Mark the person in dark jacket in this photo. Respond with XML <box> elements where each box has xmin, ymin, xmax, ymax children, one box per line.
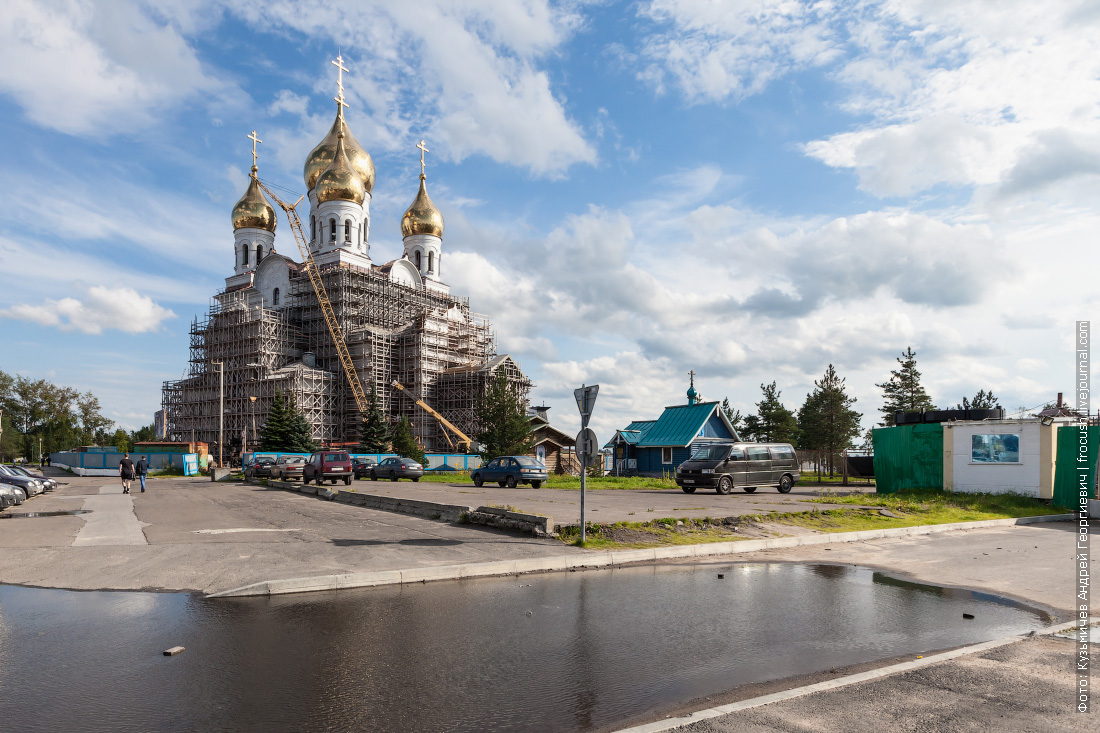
<box><xmin>119</xmin><ymin>453</ymin><xmax>135</xmax><ymax>494</ymax></box>
<box><xmin>136</xmin><ymin>455</ymin><xmax>149</xmax><ymax>493</ymax></box>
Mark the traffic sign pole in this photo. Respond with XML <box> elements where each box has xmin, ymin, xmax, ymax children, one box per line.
<box><xmin>573</xmin><ymin>385</ymin><xmax>599</xmax><ymax>544</ymax></box>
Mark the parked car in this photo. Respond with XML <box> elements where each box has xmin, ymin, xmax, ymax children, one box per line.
<box><xmin>243</xmin><ymin>456</ymin><xmax>276</xmax><ymax>481</ymax></box>
<box><xmin>270</xmin><ymin>455</ymin><xmax>306</xmax><ymax>481</ymax></box>
<box><xmin>303</xmin><ymin>451</ymin><xmax>354</xmax><ymax>485</ymax></box>
<box><xmin>0</xmin><ymin>464</ymin><xmax>44</xmax><ymax>496</ymax></box>
<box><xmin>5</xmin><ymin>464</ymin><xmax>57</xmax><ymax>490</ymax></box>
<box><xmin>6</xmin><ymin>485</ymin><xmax>26</xmax><ymax>504</ymax></box>
<box><xmin>0</xmin><ymin>484</ymin><xmax>18</xmax><ymax>509</ymax></box>
<box><xmin>369</xmin><ymin>457</ymin><xmax>423</xmax><ymax>482</ymax></box>
<box><xmin>352</xmin><ymin>458</ymin><xmax>377</xmax><ymax>479</ymax></box>
<box><xmin>675</xmin><ymin>442</ymin><xmax>800</xmax><ymax>494</ymax></box>
<box><xmin>471</xmin><ymin>456</ymin><xmax>548</xmax><ymax>489</ymax></box>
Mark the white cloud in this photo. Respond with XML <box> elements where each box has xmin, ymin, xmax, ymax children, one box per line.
<box><xmin>229</xmin><ymin>0</ymin><xmax>596</xmax><ymax>177</ymax></box>
<box><xmin>0</xmin><ymin>285</ymin><xmax>175</xmax><ymax>334</ymax></box>
<box><xmin>0</xmin><ymin>0</ymin><xmax>236</xmax><ymax>136</ymax></box>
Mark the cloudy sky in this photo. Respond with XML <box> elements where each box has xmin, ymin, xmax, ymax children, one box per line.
<box><xmin>1</xmin><ymin>0</ymin><xmax>1097</xmax><ymax>440</ymax></box>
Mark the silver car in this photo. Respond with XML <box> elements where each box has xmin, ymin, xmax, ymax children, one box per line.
<box><xmin>0</xmin><ymin>464</ymin><xmax>43</xmax><ymax>496</ymax></box>
<box><xmin>5</xmin><ymin>464</ymin><xmax>57</xmax><ymax>491</ymax></box>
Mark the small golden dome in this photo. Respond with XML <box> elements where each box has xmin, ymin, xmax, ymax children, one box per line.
<box><xmin>303</xmin><ymin>108</ymin><xmax>375</xmax><ymax>193</ymax></box>
<box><xmin>315</xmin><ymin>135</ymin><xmax>366</xmax><ymax>205</ymax></box>
<box><xmin>401</xmin><ymin>175</ymin><xmax>444</xmax><ymax>238</ymax></box>
<box><xmin>231</xmin><ymin>168</ymin><xmax>277</xmax><ymax>232</ymax></box>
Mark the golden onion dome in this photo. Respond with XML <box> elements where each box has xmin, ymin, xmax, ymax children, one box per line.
<box><xmin>401</xmin><ymin>175</ymin><xmax>444</xmax><ymax>238</ymax></box>
<box><xmin>303</xmin><ymin>108</ymin><xmax>375</xmax><ymax>194</ymax></box>
<box><xmin>231</xmin><ymin>168</ymin><xmax>277</xmax><ymax>232</ymax></box>
<box><xmin>315</xmin><ymin>135</ymin><xmax>366</xmax><ymax>205</ymax></box>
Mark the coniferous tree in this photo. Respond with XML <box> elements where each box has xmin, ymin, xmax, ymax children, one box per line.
<box><xmin>797</xmin><ymin>364</ymin><xmax>862</xmax><ymax>475</ymax></box>
<box><xmin>259</xmin><ymin>390</ymin><xmax>290</xmax><ymax>450</ymax></box>
<box><xmin>358</xmin><ymin>384</ymin><xmax>390</xmax><ymax>452</ymax></box>
<box><xmin>956</xmin><ymin>389</ymin><xmax>1001</xmax><ymax>410</ymax></box>
<box><xmin>720</xmin><ymin>397</ymin><xmax>744</xmax><ymax>439</ymax></box>
<box><xmin>282</xmin><ymin>395</ymin><xmax>316</xmax><ymax>453</ymax></box>
<box><xmin>876</xmin><ymin>347</ymin><xmax>936</xmax><ymax>425</ymax></box>
<box><xmin>752</xmin><ymin>381</ymin><xmax>799</xmax><ymax>444</ymax></box>
<box><xmin>474</xmin><ymin>371</ymin><xmax>533</xmax><ymax>459</ymax></box>
<box><xmin>389</xmin><ymin>416</ymin><xmax>426</xmax><ymax>464</ymax></box>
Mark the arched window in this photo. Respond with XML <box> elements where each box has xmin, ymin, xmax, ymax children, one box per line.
<box><xmin>256</xmin><ymin>245</ymin><xmax>263</xmax><ymax>263</ymax></box>
<box><xmin>311</xmin><ymin>215</ymin><xmax>316</xmax><ymax>241</ymax></box>
<box><xmin>428</xmin><ymin>251</ymin><xmax>434</xmax><ymax>274</ymax></box>
<box><xmin>329</xmin><ymin>218</ymin><xmax>336</xmax><ymax>242</ymax></box>
<box><xmin>358</xmin><ymin>223</ymin><xmax>362</xmax><ymax>245</ymax></box>
<box><xmin>242</xmin><ymin>244</ymin><xmax>249</xmax><ymax>266</ymax></box>
<box><xmin>273</xmin><ymin>288</ymin><xmax>280</xmax><ymax>306</ymax></box>
<box><xmin>344</xmin><ymin>219</ymin><xmax>351</xmax><ymax>242</ymax></box>
<box><xmin>415</xmin><ymin>250</ymin><xmax>422</xmax><ymax>270</ymax></box>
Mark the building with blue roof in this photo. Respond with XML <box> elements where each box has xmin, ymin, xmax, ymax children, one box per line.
<box><xmin>606</xmin><ymin>376</ymin><xmax>740</xmax><ymax>476</ymax></box>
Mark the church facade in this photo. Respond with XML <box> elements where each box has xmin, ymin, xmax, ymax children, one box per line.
<box><xmin>161</xmin><ymin>59</ymin><xmax>531</xmax><ymax>457</ymax></box>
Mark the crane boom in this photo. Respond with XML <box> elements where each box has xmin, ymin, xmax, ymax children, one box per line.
<box><xmin>254</xmin><ymin>177</ymin><xmax>369</xmax><ymax>415</ymax></box>
<box><xmin>391</xmin><ymin>380</ymin><xmax>475</xmax><ymax>452</ymax></box>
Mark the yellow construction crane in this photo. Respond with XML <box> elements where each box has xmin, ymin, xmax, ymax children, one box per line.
<box><xmin>254</xmin><ymin>176</ymin><xmax>369</xmax><ymax>415</ymax></box>
<box><xmin>390</xmin><ymin>380</ymin><xmax>477</xmax><ymax>453</ymax></box>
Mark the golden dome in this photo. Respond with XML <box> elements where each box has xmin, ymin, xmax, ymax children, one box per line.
<box><xmin>303</xmin><ymin>108</ymin><xmax>375</xmax><ymax>193</ymax></box>
<box><xmin>315</xmin><ymin>135</ymin><xmax>366</xmax><ymax>205</ymax></box>
<box><xmin>401</xmin><ymin>175</ymin><xmax>444</xmax><ymax>238</ymax></box>
<box><xmin>231</xmin><ymin>168</ymin><xmax>277</xmax><ymax>232</ymax></box>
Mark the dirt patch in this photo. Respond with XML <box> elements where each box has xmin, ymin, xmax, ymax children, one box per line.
<box><xmin>592</xmin><ymin>516</ymin><xmax>821</xmax><ymax>545</ymax></box>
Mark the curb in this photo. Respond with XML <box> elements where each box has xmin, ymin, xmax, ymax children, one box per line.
<box><xmin>206</xmin><ymin>513</ymin><xmax>1071</xmax><ymax>598</ymax></box>
<box><xmin>611</xmin><ymin>617</ymin><xmax>1098</xmax><ymax>733</ymax></box>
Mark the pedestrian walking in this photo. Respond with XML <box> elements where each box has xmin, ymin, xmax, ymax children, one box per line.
<box><xmin>119</xmin><ymin>453</ymin><xmax>135</xmax><ymax>494</ymax></box>
<box><xmin>40</xmin><ymin>454</ymin><xmax>45</xmax><ymax>468</ymax></box>
<box><xmin>136</xmin><ymin>455</ymin><xmax>149</xmax><ymax>493</ymax></box>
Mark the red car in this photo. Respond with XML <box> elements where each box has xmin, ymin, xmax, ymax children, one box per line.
<box><xmin>303</xmin><ymin>451</ymin><xmax>354</xmax><ymax>485</ymax></box>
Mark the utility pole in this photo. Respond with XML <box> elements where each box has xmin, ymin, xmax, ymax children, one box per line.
<box><xmin>213</xmin><ymin>360</ymin><xmax>225</xmax><ymax>468</ymax></box>
<box><xmin>249</xmin><ymin>395</ymin><xmax>258</xmax><ymax>453</ymax></box>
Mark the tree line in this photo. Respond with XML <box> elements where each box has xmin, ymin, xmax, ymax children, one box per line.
<box><xmin>0</xmin><ymin>369</ymin><xmax>155</xmax><ymax>461</ymax></box>
<box><xmin>719</xmin><ymin>348</ymin><xmax>1002</xmax><ymax>473</ymax></box>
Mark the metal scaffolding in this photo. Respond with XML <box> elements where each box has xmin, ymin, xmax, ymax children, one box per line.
<box><xmin>162</xmin><ymin>261</ymin><xmax>531</xmax><ymax>460</ymax></box>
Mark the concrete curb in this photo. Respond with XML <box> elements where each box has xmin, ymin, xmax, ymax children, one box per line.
<box><xmin>264</xmin><ymin>479</ymin><xmax>473</xmax><ymax>522</ymax></box>
<box><xmin>610</xmin><ymin>617</ymin><xmax>1098</xmax><ymax>733</ymax></box>
<box><xmin>206</xmin><ymin>513</ymin><xmax>1071</xmax><ymax>598</ymax></box>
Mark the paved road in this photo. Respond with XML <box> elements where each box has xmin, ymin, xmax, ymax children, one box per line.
<box><xmin>346</xmin><ymin>477</ymin><xmax>867</xmax><ymax>526</ymax></box>
<box><xmin>0</xmin><ymin>473</ymin><xmax>583</xmax><ymax>594</ymax></box>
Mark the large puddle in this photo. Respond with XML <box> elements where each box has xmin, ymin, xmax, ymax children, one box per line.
<box><xmin>0</xmin><ymin>563</ymin><xmax>1049</xmax><ymax>732</ymax></box>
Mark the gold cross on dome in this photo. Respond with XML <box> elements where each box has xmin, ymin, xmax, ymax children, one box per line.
<box><xmin>247</xmin><ymin>130</ymin><xmax>262</xmax><ymax>170</ymax></box>
<box><xmin>332</xmin><ymin>54</ymin><xmax>350</xmax><ymax>110</ymax></box>
<box><xmin>416</xmin><ymin>139</ymin><xmax>429</xmax><ymax>176</ymax></box>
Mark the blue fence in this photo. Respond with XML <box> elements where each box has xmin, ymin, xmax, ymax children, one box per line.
<box><xmin>241</xmin><ymin>452</ymin><xmax>483</xmax><ymax>472</ymax></box>
<box><xmin>51</xmin><ymin>451</ymin><xmax>206</xmax><ymax>470</ymax></box>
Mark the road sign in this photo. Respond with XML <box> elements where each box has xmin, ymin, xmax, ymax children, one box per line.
<box><xmin>575</xmin><ymin>428</ymin><xmax>599</xmax><ymax>464</ymax></box>
<box><xmin>574</xmin><ymin>384</ymin><xmax>599</xmax><ymax>423</ymax></box>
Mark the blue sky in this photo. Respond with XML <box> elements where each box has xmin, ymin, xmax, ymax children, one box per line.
<box><xmin>1</xmin><ymin>0</ymin><xmax>1098</xmax><ymax>441</ymax></box>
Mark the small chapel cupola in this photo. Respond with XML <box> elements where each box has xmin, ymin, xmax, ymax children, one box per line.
<box><xmin>232</xmin><ymin>131</ymin><xmax>277</xmax><ymax>276</ymax></box>
<box><xmin>686</xmin><ymin>370</ymin><xmax>699</xmax><ymax>405</ymax></box>
<box><xmin>401</xmin><ymin>139</ymin><xmax>447</xmax><ymax>292</ymax></box>
<box><xmin>303</xmin><ymin>55</ymin><xmax>373</xmax><ymax>263</ymax></box>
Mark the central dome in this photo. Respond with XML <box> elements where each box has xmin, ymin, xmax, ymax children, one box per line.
<box><xmin>303</xmin><ymin>108</ymin><xmax>375</xmax><ymax>194</ymax></box>
<box><xmin>401</xmin><ymin>175</ymin><xmax>444</xmax><ymax>238</ymax></box>
<box><xmin>231</xmin><ymin>169</ymin><xmax>277</xmax><ymax>232</ymax></box>
<box><xmin>315</xmin><ymin>135</ymin><xmax>366</xmax><ymax>205</ymax></box>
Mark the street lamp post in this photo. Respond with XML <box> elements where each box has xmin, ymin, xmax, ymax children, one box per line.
<box><xmin>249</xmin><ymin>396</ymin><xmax>258</xmax><ymax>453</ymax></box>
<box><xmin>212</xmin><ymin>360</ymin><xmax>225</xmax><ymax>468</ymax></box>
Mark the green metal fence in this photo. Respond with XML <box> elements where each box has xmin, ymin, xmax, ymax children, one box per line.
<box><xmin>1053</xmin><ymin>425</ymin><xmax>1097</xmax><ymax>509</ymax></box>
<box><xmin>871</xmin><ymin>424</ymin><xmax>944</xmax><ymax>494</ymax></box>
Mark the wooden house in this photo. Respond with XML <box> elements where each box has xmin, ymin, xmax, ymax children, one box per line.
<box><xmin>607</xmin><ymin>397</ymin><xmax>738</xmax><ymax>477</ymax></box>
<box><xmin>528</xmin><ymin>405</ymin><xmax>576</xmax><ymax>474</ymax></box>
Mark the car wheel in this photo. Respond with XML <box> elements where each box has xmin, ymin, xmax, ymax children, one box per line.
<box><xmin>370</xmin><ymin>471</ymin><xmax>377</xmax><ymax>481</ymax></box>
<box><xmin>473</xmin><ymin>475</ymin><xmax>484</xmax><ymax>487</ymax></box>
<box><xmin>390</xmin><ymin>471</ymin><xmax>398</xmax><ymax>482</ymax></box>
<box><xmin>716</xmin><ymin>476</ymin><xmax>733</xmax><ymax>495</ymax></box>
<box><xmin>743</xmin><ymin>486</ymin><xmax>757</xmax><ymax>493</ymax></box>
<box><xmin>344</xmin><ymin>477</ymin><xmax>351</xmax><ymax>486</ymax></box>
<box><xmin>681</xmin><ymin>486</ymin><xmax>696</xmax><ymax>494</ymax></box>
<box><xmin>412</xmin><ymin>477</ymin><xmax>420</xmax><ymax>482</ymax></box>
<box><xmin>498</xmin><ymin>481</ymin><xmax>507</xmax><ymax>487</ymax></box>
<box><xmin>531</xmin><ymin>480</ymin><xmax>542</xmax><ymax>489</ymax></box>
<box><xmin>778</xmin><ymin>475</ymin><xmax>793</xmax><ymax>493</ymax></box>
<box><xmin>506</xmin><ymin>475</ymin><xmax>517</xmax><ymax>488</ymax></box>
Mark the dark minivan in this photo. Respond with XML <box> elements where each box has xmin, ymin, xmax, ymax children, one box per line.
<box><xmin>675</xmin><ymin>442</ymin><xmax>799</xmax><ymax>495</ymax></box>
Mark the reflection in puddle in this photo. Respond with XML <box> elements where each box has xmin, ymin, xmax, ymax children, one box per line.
<box><xmin>0</xmin><ymin>510</ymin><xmax>91</xmax><ymax>518</ymax></box>
<box><xmin>0</xmin><ymin>563</ymin><xmax>1049</xmax><ymax>732</ymax></box>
